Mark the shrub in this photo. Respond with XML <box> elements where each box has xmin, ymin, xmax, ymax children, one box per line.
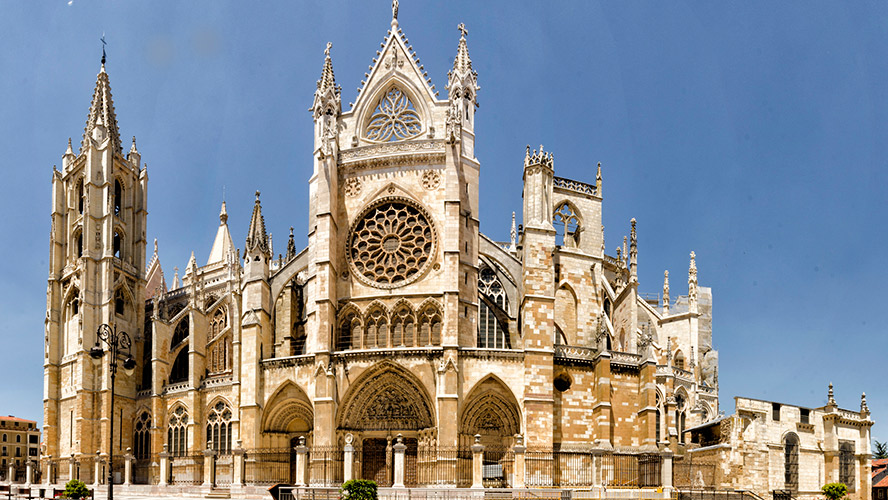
<box><xmin>341</xmin><ymin>479</ymin><xmax>378</xmax><ymax>500</ymax></box>
<box><xmin>822</xmin><ymin>482</ymin><xmax>848</xmax><ymax>500</ymax></box>
<box><xmin>63</xmin><ymin>479</ymin><xmax>91</xmax><ymax>499</ymax></box>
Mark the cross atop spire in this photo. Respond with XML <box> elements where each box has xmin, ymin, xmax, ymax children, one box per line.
<box><xmin>392</xmin><ymin>0</ymin><xmax>399</xmax><ymax>23</ymax></box>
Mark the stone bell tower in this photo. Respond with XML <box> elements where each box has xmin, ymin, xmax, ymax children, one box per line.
<box><xmin>44</xmin><ymin>60</ymin><xmax>148</xmax><ymax>460</ymax></box>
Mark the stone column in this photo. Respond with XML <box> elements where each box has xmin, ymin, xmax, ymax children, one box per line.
<box><xmin>68</xmin><ymin>455</ymin><xmax>76</xmax><ymax>483</ymax></box>
<box><xmin>591</xmin><ymin>448</ymin><xmax>605</xmax><ymax>488</ymax></box>
<box><xmin>295</xmin><ymin>436</ymin><xmax>308</xmax><ymax>486</ymax></box>
<box><xmin>123</xmin><ymin>448</ymin><xmax>134</xmax><ymax>486</ymax></box>
<box><xmin>343</xmin><ymin>434</ymin><xmax>355</xmax><ymax>483</ymax></box>
<box><xmin>512</xmin><ymin>435</ymin><xmax>526</xmax><ymax>489</ymax></box>
<box><xmin>44</xmin><ymin>456</ymin><xmax>53</xmax><ymax>485</ymax></box>
<box><xmin>158</xmin><ymin>445</ymin><xmax>170</xmax><ymax>486</ymax></box>
<box><xmin>393</xmin><ymin>434</ymin><xmax>406</xmax><ymax>488</ymax></box>
<box><xmin>661</xmin><ymin>450</ymin><xmax>673</xmax><ymax>493</ymax></box>
<box><xmin>25</xmin><ymin>460</ymin><xmax>33</xmax><ymax>486</ymax></box>
<box><xmin>471</xmin><ymin>434</ymin><xmax>484</xmax><ymax>489</ymax></box>
<box><xmin>232</xmin><ymin>442</ymin><xmax>245</xmax><ymax>486</ymax></box>
<box><xmin>93</xmin><ymin>451</ymin><xmax>103</xmax><ymax>486</ymax></box>
<box><xmin>203</xmin><ymin>444</ymin><xmax>216</xmax><ymax>487</ymax></box>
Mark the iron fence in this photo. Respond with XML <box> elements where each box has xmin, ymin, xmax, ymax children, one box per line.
<box><xmin>309</xmin><ymin>447</ymin><xmax>344</xmax><ymax>486</ymax></box>
<box><xmin>245</xmin><ymin>448</ymin><xmax>292</xmax><ymax>485</ymax></box>
<box><xmin>169</xmin><ymin>453</ymin><xmax>203</xmax><ymax>485</ymax></box>
<box><xmin>415</xmin><ymin>447</ymin><xmax>471</xmax><ymax>487</ymax></box>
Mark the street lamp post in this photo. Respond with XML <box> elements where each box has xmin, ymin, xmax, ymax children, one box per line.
<box><xmin>89</xmin><ymin>323</ymin><xmax>136</xmax><ymax>500</ymax></box>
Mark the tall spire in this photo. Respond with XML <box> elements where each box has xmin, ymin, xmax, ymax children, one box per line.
<box><xmin>312</xmin><ymin>42</ymin><xmax>341</xmax><ymax>122</ymax></box>
<box><xmin>447</xmin><ymin>22</ymin><xmax>479</xmax><ymax>102</ymax></box>
<box><xmin>207</xmin><ymin>201</ymin><xmax>235</xmax><ymax>266</ymax></box>
<box><xmin>245</xmin><ymin>191</ymin><xmax>270</xmax><ymax>255</ymax></box>
<box><xmin>287</xmin><ymin>227</ymin><xmax>297</xmax><ymax>261</ymax></box>
<box><xmin>82</xmin><ymin>62</ymin><xmax>122</xmax><ymax>154</ymax></box>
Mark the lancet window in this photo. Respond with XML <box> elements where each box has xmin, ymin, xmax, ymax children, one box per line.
<box><xmin>206</xmin><ymin>402</ymin><xmax>232</xmax><ymax>454</ymax></box>
<box><xmin>336</xmin><ymin>309</ymin><xmax>361</xmax><ymax>351</ymax></box>
<box><xmin>133</xmin><ymin>411</ymin><xmax>151</xmax><ymax>460</ymax></box>
<box><xmin>840</xmin><ymin>441</ymin><xmax>855</xmax><ymax>490</ymax></box>
<box><xmin>208</xmin><ymin>336</ymin><xmax>231</xmax><ymax>375</ymax></box>
<box><xmin>391</xmin><ymin>306</ymin><xmax>415</xmax><ymax>347</ymax></box>
<box><xmin>167</xmin><ymin>406</ymin><xmax>188</xmax><ymax>457</ymax></box>
<box><xmin>169</xmin><ymin>348</ymin><xmax>189</xmax><ymax>384</ymax></box>
<box><xmin>478</xmin><ymin>265</ymin><xmax>510</xmax><ymax>349</ymax></box>
<box><xmin>553</xmin><ymin>202</ymin><xmax>580</xmax><ymax>247</ymax></box>
<box><xmin>364</xmin><ymin>308</ymin><xmax>388</xmax><ymax>349</ymax></box>
<box><xmin>784</xmin><ymin>433</ymin><xmax>799</xmax><ymax>491</ymax></box>
<box><xmin>114</xmin><ymin>289</ymin><xmax>126</xmax><ymax>316</ymax></box>
<box><xmin>418</xmin><ymin>304</ymin><xmax>442</xmax><ymax>346</ymax></box>
<box><xmin>209</xmin><ymin>307</ymin><xmax>227</xmax><ymax>339</ymax></box>
<box><xmin>113</xmin><ymin>180</ymin><xmax>122</xmax><ymax>217</ymax></box>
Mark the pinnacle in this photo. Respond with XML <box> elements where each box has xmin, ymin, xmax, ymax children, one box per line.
<box><xmin>82</xmin><ymin>64</ymin><xmax>122</xmax><ymax>155</ymax></box>
<box><xmin>219</xmin><ymin>201</ymin><xmax>228</xmax><ymax>224</ymax></box>
<box><xmin>246</xmin><ymin>191</ymin><xmax>269</xmax><ymax>255</ymax></box>
<box><xmin>452</xmin><ymin>23</ymin><xmax>473</xmax><ymax>75</ymax></box>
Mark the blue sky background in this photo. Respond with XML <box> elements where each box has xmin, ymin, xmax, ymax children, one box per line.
<box><xmin>1</xmin><ymin>1</ymin><xmax>886</xmax><ymax>442</ymax></box>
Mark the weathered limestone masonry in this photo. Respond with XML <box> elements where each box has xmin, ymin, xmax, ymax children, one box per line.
<box><xmin>40</xmin><ymin>4</ymin><xmax>730</xmax><ymax>495</ymax></box>
<box><xmin>685</xmin><ymin>389</ymin><xmax>873</xmax><ymax>500</ymax></box>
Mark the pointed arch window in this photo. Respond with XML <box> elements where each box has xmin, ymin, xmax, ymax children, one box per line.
<box><xmin>209</xmin><ymin>307</ymin><xmax>227</xmax><ymax>339</ymax></box>
<box><xmin>336</xmin><ymin>309</ymin><xmax>361</xmax><ymax>351</ymax></box>
<box><xmin>172</xmin><ymin>318</ymin><xmax>189</xmax><ymax>349</ymax></box>
<box><xmin>784</xmin><ymin>433</ymin><xmax>799</xmax><ymax>491</ymax></box>
<box><xmin>133</xmin><ymin>412</ymin><xmax>151</xmax><ymax>460</ymax></box>
<box><xmin>208</xmin><ymin>335</ymin><xmax>231</xmax><ymax>375</ymax></box>
<box><xmin>418</xmin><ymin>303</ymin><xmax>442</xmax><ymax>346</ymax></box>
<box><xmin>206</xmin><ymin>402</ymin><xmax>232</xmax><ymax>454</ymax></box>
<box><xmin>76</xmin><ymin>180</ymin><xmax>84</xmax><ymax>214</ymax></box>
<box><xmin>553</xmin><ymin>203</ymin><xmax>580</xmax><ymax>247</ymax></box>
<box><xmin>675</xmin><ymin>393</ymin><xmax>687</xmax><ymax>444</ymax></box>
<box><xmin>365</xmin><ymin>86</ymin><xmax>422</xmax><ymax>142</ymax></box>
<box><xmin>114</xmin><ymin>289</ymin><xmax>126</xmax><ymax>316</ymax></box>
<box><xmin>74</xmin><ymin>230</ymin><xmax>83</xmax><ymax>258</ymax></box>
<box><xmin>167</xmin><ymin>406</ymin><xmax>188</xmax><ymax>457</ymax></box>
<box><xmin>655</xmin><ymin>393</ymin><xmax>662</xmax><ymax>443</ymax></box>
<box><xmin>840</xmin><ymin>441</ymin><xmax>855</xmax><ymax>490</ymax></box>
<box><xmin>391</xmin><ymin>305</ymin><xmax>415</xmax><ymax>347</ymax></box>
<box><xmin>364</xmin><ymin>308</ymin><xmax>389</xmax><ymax>349</ymax></box>
<box><xmin>113</xmin><ymin>179</ymin><xmax>122</xmax><ymax>217</ymax></box>
<box><xmin>113</xmin><ymin>230</ymin><xmax>122</xmax><ymax>259</ymax></box>
<box><xmin>674</xmin><ymin>350</ymin><xmax>686</xmax><ymax>371</ymax></box>
<box><xmin>478</xmin><ymin>265</ymin><xmax>510</xmax><ymax>349</ymax></box>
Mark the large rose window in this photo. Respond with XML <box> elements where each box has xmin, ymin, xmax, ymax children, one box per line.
<box><xmin>348</xmin><ymin>198</ymin><xmax>436</xmax><ymax>288</ymax></box>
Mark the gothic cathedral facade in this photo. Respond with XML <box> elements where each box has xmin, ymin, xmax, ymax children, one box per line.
<box><xmin>42</xmin><ymin>7</ymin><xmax>719</xmax><ymax>488</ymax></box>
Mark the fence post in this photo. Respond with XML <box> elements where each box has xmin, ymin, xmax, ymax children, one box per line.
<box><xmin>661</xmin><ymin>450</ymin><xmax>673</xmax><ymax>494</ymax></box>
<box><xmin>295</xmin><ymin>436</ymin><xmax>309</xmax><ymax>486</ymax></box>
<box><xmin>43</xmin><ymin>456</ymin><xmax>52</xmax><ymax>486</ymax></box>
<box><xmin>591</xmin><ymin>448</ymin><xmax>605</xmax><ymax>489</ymax></box>
<box><xmin>123</xmin><ymin>448</ymin><xmax>133</xmax><ymax>486</ymax></box>
<box><xmin>25</xmin><ymin>460</ymin><xmax>33</xmax><ymax>487</ymax></box>
<box><xmin>393</xmin><ymin>434</ymin><xmax>407</xmax><ymax>488</ymax></box>
<box><xmin>512</xmin><ymin>434</ymin><xmax>526</xmax><ymax>489</ymax></box>
<box><xmin>343</xmin><ymin>434</ymin><xmax>354</xmax><ymax>483</ymax></box>
<box><xmin>68</xmin><ymin>454</ymin><xmax>76</xmax><ymax>484</ymax></box>
<box><xmin>158</xmin><ymin>445</ymin><xmax>170</xmax><ymax>486</ymax></box>
<box><xmin>203</xmin><ymin>443</ymin><xmax>217</xmax><ymax>487</ymax></box>
<box><xmin>471</xmin><ymin>434</ymin><xmax>484</xmax><ymax>489</ymax></box>
<box><xmin>232</xmin><ymin>441</ymin><xmax>245</xmax><ymax>486</ymax></box>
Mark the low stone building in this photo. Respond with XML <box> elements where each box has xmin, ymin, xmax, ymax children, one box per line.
<box><xmin>0</xmin><ymin>416</ymin><xmax>40</xmax><ymax>482</ymax></box>
<box><xmin>684</xmin><ymin>386</ymin><xmax>873</xmax><ymax>500</ymax></box>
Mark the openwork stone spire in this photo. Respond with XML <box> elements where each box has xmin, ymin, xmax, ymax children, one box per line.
<box><xmin>82</xmin><ymin>64</ymin><xmax>122</xmax><ymax>154</ymax></box>
<box><xmin>312</xmin><ymin>42</ymin><xmax>341</xmax><ymax>118</ymax></box>
<box><xmin>246</xmin><ymin>191</ymin><xmax>270</xmax><ymax>255</ymax></box>
<box><xmin>447</xmin><ymin>22</ymin><xmax>479</xmax><ymax>102</ymax></box>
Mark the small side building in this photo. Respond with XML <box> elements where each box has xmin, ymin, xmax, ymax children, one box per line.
<box><xmin>684</xmin><ymin>385</ymin><xmax>873</xmax><ymax>500</ymax></box>
<box><xmin>871</xmin><ymin>459</ymin><xmax>888</xmax><ymax>500</ymax></box>
<box><xmin>0</xmin><ymin>416</ymin><xmax>40</xmax><ymax>471</ymax></box>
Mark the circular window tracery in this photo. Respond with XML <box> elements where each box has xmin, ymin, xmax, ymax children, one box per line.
<box><xmin>347</xmin><ymin>198</ymin><xmax>437</xmax><ymax>288</ymax></box>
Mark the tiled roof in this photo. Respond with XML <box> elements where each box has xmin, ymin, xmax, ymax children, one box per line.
<box><xmin>0</xmin><ymin>416</ymin><xmax>37</xmax><ymax>424</ymax></box>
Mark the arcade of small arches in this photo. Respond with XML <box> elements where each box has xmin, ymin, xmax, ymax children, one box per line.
<box><xmin>335</xmin><ymin>301</ymin><xmax>443</xmax><ymax>351</ymax></box>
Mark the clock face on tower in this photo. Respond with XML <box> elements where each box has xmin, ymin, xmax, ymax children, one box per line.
<box><xmin>347</xmin><ymin>197</ymin><xmax>436</xmax><ymax>289</ymax></box>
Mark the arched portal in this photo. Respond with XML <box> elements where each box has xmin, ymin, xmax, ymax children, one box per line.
<box><xmin>261</xmin><ymin>382</ymin><xmax>314</xmax><ymax>448</ymax></box>
<box><xmin>460</xmin><ymin>376</ymin><xmax>521</xmax><ymax>448</ymax></box>
<box><xmin>337</xmin><ymin>362</ymin><xmax>435</xmax><ymax>486</ymax></box>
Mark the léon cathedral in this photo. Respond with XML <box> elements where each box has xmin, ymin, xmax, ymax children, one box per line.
<box><xmin>38</xmin><ymin>3</ymin><xmax>872</xmax><ymax>499</ymax></box>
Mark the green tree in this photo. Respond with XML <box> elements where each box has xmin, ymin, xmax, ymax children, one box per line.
<box><xmin>63</xmin><ymin>479</ymin><xmax>91</xmax><ymax>499</ymax></box>
<box><xmin>341</xmin><ymin>479</ymin><xmax>378</xmax><ymax>500</ymax></box>
<box><xmin>822</xmin><ymin>482</ymin><xmax>848</xmax><ymax>500</ymax></box>
<box><xmin>874</xmin><ymin>440</ymin><xmax>888</xmax><ymax>459</ymax></box>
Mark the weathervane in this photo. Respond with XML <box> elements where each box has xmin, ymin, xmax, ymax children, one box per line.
<box><xmin>100</xmin><ymin>33</ymin><xmax>107</xmax><ymax>65</ymax></box>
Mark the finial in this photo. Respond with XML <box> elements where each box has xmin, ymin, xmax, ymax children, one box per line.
<box><xmin>509</xmin><ymin>212</ymin><xmax>517</xmax><ymax>251</ymax></box>
<box><xmin>828</xmin><ymin>382</ymin><xmax>836</xmax><ymax>406</ymax></box>
<box><xmin>392</xmin><ymin>0</ymin><xmax>399</xmax><ymax>23</ymax></box>
<box><xmin>100</xmin><ymin>33</ymin><xmax>107</xmax><ymax>68</ymax></box>
<box><xmin>862</xmin><ymin>392</ymin><xmax>870</xmax><ymax>414</ymax></box>
<box><xmin>220</xmin><ymin>201</ymin><xmax>228</xmax><ymax>224</ymax></box>
<box><xmin>153</xmin><ymin>238</ymin><xmax>158</xmax><ymax>256</ymax></box>
<box><xmin>255</xmin><ymin>190</ymin><xmax>261</xmax><ymax>201</ymax></box>
<box><xmin>458</xmin><ymin>23</ymin><xmax>468</xmax><ymax>38</ymax></box>
<box><xmin>325</xmin><ymin>42</ymin><xmax>332</xmax><ymax>58</ymax></box>
<box><xmin>130</xmin><ymin>136</ymin><xmax>137</xmax><ymax>153</ymax></box>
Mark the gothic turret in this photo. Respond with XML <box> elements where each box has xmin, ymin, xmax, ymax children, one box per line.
<box><xmin>446</xmin><ymin>23</ymin><xmax>479</xmax><ymax>143</ymax></box>
<box><xmin>312</xmin><ymin>42</ymin><xmax>342</xmax><ymax>158</ymax></box>
<box><xmin>244</xmin><ymin>191</ymin><xmax>270</xmax><ymax>281</ymax></box>
<box><xmin>82</xmin><ymin>64</ymin><xmax>122</xmax><ymax>155</ymax></box>
<box><xmin>522</xmin><ymin>145</ymin><xmax>555</xmax><ymax>231</ymax></box>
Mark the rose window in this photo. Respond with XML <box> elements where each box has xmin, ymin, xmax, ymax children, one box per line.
<box><xmin>365</xmin><ymin>86</ymin><xmax>422</xmax><ymax>142</ymax></box>
<box><xmin>348</xmin><ymin>198</ymin><xmax>436</xmax><ymax>288</ymax></box>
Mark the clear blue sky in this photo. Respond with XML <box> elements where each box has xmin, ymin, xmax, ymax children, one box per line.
<box><xmin>1</xmin><ymin>1</ymin><xmax>886</xmax><ymax>442</ymax></box>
